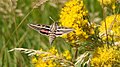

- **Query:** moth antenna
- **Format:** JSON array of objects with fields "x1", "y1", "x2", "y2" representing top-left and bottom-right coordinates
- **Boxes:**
[
  {"x1": 49, "y1": 17, "x2": 55, "y2": 22},
  {"x1": 49, "y1": 17, "x2": 59, "y2": 25}
]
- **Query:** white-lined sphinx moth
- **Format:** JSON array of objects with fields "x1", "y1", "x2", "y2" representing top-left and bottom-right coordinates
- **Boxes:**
[{"x1": 28, "y1": 22, "x2": 74, "y2": 45}]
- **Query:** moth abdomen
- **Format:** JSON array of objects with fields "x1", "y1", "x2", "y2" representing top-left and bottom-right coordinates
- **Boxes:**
[{"x1": 49, "y1": 34, "x2": 56, "y2": 45}]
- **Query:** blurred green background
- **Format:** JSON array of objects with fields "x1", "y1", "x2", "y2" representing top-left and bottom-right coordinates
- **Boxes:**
[
  {"x1": 0, "y1": 0, "x2": 110, "y2": 67},
  {"x1": 0, "y1": 0, "x2": 71, "y2": 66}
]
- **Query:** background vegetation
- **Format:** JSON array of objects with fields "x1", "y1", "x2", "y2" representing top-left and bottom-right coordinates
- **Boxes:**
[{"x1": 0, "y1": 0, "x2": 120, "y2": 67}]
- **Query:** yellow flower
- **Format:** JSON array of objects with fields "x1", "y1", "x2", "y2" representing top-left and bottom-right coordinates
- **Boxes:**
[
  {"x1": 91, "y1": 44, "x2": 120, "y2": 67},
  {"x1": 49, "y1": 47, "x2": 58, "y2": 55},
  {"x1": 63, "y1": 50, "x2": 72, "y2": 60},
  {"x1": 112, "y1": 4, "x2": 116, "y2": 10},
  {"x1": 32, "y1": 57, "x2": 37, "y2": 63},
  {"x1": 99, "y1": 14, "x2": 120, "y2": 43},
  {"x1": 59, "y1": 0, "x2": 94, "y2": 46}
]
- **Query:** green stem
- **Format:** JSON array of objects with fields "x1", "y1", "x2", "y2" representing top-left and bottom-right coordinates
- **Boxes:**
[{"x1": 75, "y1": 47, "x2": 78, "y2": 59}]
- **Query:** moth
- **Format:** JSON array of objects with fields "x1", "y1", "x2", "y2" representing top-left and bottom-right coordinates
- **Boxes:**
[{"x1": 28, "y1": 22, "x2": 74, "y2": 45}]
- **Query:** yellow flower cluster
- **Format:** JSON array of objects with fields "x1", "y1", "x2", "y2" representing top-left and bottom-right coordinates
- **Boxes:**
[
  {"x1": 91, "y1": 44, "x2": 120, "y2": 67},
  {"x1": 59, "y1": 0, "x2": 94, "y2": 46},
  {"x1": 98, "y1": 0, "x2": 116, "y2": 6},
  {"x1": 98, "y1": 0, "x2": 116, "y2": 10},
  {"x1": 99, "y1": 14, "x2": 120, "y2": 43},
  {"x1": 32, "y1": 47, "x2": 72, "y2": 67},
  {"x1": 32, "y1": 47, "x2": 59, "y2": 67}
]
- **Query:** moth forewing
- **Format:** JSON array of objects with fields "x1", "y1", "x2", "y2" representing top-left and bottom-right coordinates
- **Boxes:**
[
  {"x1": 28, "y1": 24, "x2": 50, "y2": 36},
  {"x1": 55, "y1": 26, "x2": 74, "y2": 37},
  {"x1": 28, "y1": 24, "x2": 50, "y2": 30}
]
